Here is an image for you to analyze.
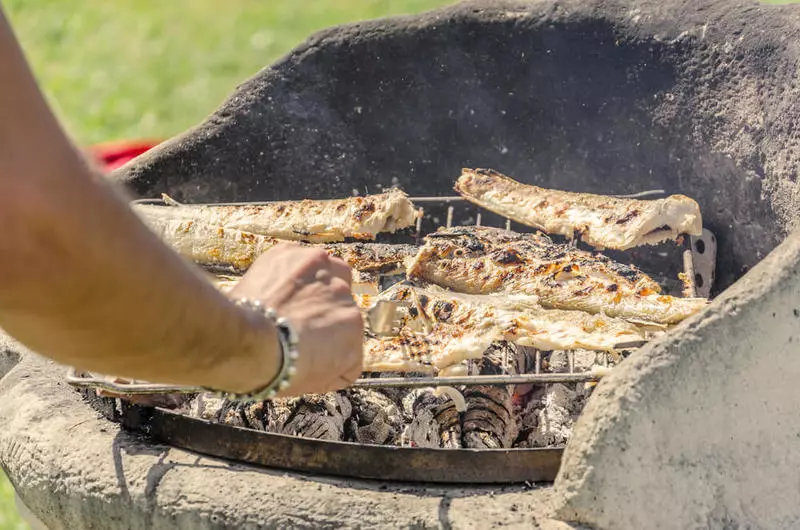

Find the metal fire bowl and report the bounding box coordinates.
[117,403,562,484]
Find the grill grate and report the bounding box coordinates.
[66,193,715,397]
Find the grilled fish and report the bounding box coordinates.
[134,188,418,243]
[363,324,496,373]
[455,168,702,250]
[141,210,418,274]
[381,283,646,352]
[407,226,708,325]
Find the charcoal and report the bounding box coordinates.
[216,399,248,428]
[462,342,521,449]
[346,389,404,445]
[400,388,462,448]
[278,393,352,441]
[516,383,585,448]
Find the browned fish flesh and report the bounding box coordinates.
[381,283,647,352]
[134,188,418,243]
[407,226,708,325]
[363,323,496,373]
[455,168,702,250]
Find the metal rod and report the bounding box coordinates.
[65,369,606,396]
[610,189,666,199]
[351,373,604,388]
[682,242,698,298]
[415,207,424,245]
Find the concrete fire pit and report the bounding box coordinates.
[3,0,800,528]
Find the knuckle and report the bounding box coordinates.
[329,278,352,296]
[305,248,330,263]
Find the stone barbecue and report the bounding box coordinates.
[3,0,800,528]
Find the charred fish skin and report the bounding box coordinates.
[408,226,708,325]
[324,243,418,274]
[418,226,659,291]
[134,188,419,243]
[455,168,703,250]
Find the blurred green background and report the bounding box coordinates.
[3,0,454,145]
[0,0,796,528]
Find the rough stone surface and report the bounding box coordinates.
[0,350,563,529]
[113,0,800,293]
[553,228,800,529]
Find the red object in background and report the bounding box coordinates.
[88,139,162,172]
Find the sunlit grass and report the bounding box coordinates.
[0,471,26,530]
[3,0,454,144]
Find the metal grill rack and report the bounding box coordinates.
[67,193,715,397]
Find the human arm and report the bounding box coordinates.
[0,7,362,395]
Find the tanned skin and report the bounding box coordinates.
[0,8,363,396]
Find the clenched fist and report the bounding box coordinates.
[231,244,364,397]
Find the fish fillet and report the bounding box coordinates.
[407,226,708,325]
[455,168,702,250]
[363,324,497,373]
[134,188,418,243]
[381,283,647,352]
[141,211,418,274]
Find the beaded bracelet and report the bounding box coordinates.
[207,298,299,402]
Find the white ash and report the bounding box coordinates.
[516,383,586,448]
[185,393,226,421]
[545,349,606,373]
[400,388,462,448]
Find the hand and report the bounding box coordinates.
[231,244,364,397]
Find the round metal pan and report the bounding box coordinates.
[119,404,562,484]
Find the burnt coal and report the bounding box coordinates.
[186,343,620,450]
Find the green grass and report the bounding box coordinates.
[0,472,26,530]
[4,0,454,145]
[0,1,453,525]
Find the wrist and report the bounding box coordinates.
[203,298,283,395]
